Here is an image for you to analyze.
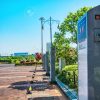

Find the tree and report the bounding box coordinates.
[53,32,61,61]
[53,32,77,64]
[59,7,91,43]
[53,7,91,65]
[53,32,69,61]
[35,53,42,61]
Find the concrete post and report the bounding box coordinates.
[50,46,55,83]
[43,54,46,70]
[45,51,50,76]
[59,58,66,70]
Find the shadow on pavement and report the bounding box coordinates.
[28,96,59,100]
[11,81,28,85]
[9,81,28,90]
[9,80,55,91]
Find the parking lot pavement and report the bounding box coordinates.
[0,65,68,100]
[0,65,35,100]
[27,66,68,100]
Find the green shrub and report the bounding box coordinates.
[57,64,78,90]
[15,60,20,65]
[55,66,59,75]
[63,64,78,71]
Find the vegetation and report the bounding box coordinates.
[0,53,42,65]
[56,65,78,90]
[54,7,91,91]
[53,7,91,65]
[59,6,91,43]
[35,53,42,61]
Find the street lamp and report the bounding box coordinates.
[39,16,60,82]
[43,16,60,46]
[39,17,59,66]
[39,17,45,68]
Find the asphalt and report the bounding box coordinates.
[27,65,68,100]
[0,64,68,100]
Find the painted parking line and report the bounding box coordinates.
[0,85,11,88]
[0,72,32,74]
[0,84,28,88]
[0,76,28,79]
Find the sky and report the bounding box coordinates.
[0,0,100,56]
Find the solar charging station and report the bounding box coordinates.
[78,5,100,100]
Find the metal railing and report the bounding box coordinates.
[56,77,78,100]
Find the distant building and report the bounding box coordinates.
[14,52,28,56]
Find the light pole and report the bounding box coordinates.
[39,17,45,68]
[44,16,60,46]
[50,17,52,45]
[44,17,59,83]
[40,16,60,82]
[46,17,59,82]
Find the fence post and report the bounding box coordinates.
[73,71,76,87]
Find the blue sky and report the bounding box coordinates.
[0,0,100,55]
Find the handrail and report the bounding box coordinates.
[55,77,78,100]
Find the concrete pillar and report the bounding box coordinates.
[45,51,50,76]
[59,58,66,70]
[43,54,46,70]
[50,46,55,83]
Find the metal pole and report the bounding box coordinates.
[39,17,59,82]
[50,17,52,45]
[39,17,45,68]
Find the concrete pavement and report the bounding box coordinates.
[0,65,68,100]
[27,66,68,100]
